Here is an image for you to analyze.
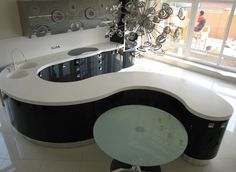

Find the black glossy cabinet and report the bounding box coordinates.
[123,51,134,69]
[4,88,228,160]
[38,50,126,82]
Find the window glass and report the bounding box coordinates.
[189,2,233,65]
[221,8,236,70]
[161,1,192,56]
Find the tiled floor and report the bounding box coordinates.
[0,58,236,172]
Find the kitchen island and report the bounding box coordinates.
[0,42,233,165]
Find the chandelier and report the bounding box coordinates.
[105,0,185,53]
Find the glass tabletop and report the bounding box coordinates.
[93,105,188,167]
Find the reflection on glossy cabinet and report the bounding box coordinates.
[38,50,133,82]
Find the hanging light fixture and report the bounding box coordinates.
[105,0,185,53]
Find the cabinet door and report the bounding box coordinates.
[185,116,228,159]
[74,58,91,80]
[103,50,122,72]
[49,65,60,81]
[123,51,134,68]
[60,61,72,82]
[114,52,123,72]
[111,50,122,72]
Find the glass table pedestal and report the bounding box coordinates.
[93,105,188,172]
[110,159,161,172]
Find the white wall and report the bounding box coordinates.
[0,0,109,69]
[0,0,22,39]
[0,28,108,69]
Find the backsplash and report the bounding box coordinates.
[18,0,119,38]
[0,27,108,69]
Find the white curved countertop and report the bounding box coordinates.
[0,42,233,121]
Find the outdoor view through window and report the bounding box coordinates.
[158,0,236,73]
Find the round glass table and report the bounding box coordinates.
[93,105,188,172]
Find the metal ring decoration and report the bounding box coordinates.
[163,26,171,34]
[126,40,137,48]
[162,32,168,38]
[162,3,170,10]
[147,7,156,16]
[116,29,124,37]
[136,28,145,36]
[136,1,146,8]
[156,34,166,44]
[51,10,65,22]
[127,32,138,42]
[158,9,170,19]
[70,22,82,31]
[125,2,135,12]
[152,42,162,51]
[34,25,49,37]
[104,0,185,53]
[144,19,154,30]
[153,16,161,23]
[143,41,152,47]
[126,22,137,31]
[173,27,182,39]
[137,46,147,52]
[177,8,186,20]
[167,7,173,15]
[85,7,96,19]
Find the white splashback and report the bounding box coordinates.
[0,27,108,69]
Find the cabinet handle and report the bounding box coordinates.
[76,74,80,78]
[98,60,102,64]
[76,68,80,72]
[221,122,227,128]
[98,54,102,59]
[99,67,102,71]
[208,123,215,128]
[63,65,67,68]
[75,60,80,64]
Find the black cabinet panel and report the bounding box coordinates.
[123,51,134,68]
[6,97,94,143]
[4,88,227,160]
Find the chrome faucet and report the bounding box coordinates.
[11,48,26,70]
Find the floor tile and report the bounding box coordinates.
[206,158,236,172]
[162,157,209,172]
[80,161,111,172]
[39,160,81,172]
[42,147,83,161]
[81,143,112,162]
[0,159,42,172]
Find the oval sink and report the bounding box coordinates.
[8,70,29,79]
[68,47,98,56]
[19,62,38,69]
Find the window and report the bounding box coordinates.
[222,7,236,70]
[190,2,233,65]
[161,0,192,57]
[158,0,236,73]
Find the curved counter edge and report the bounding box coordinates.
[1,72,233,121]
[3,88,231,162]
